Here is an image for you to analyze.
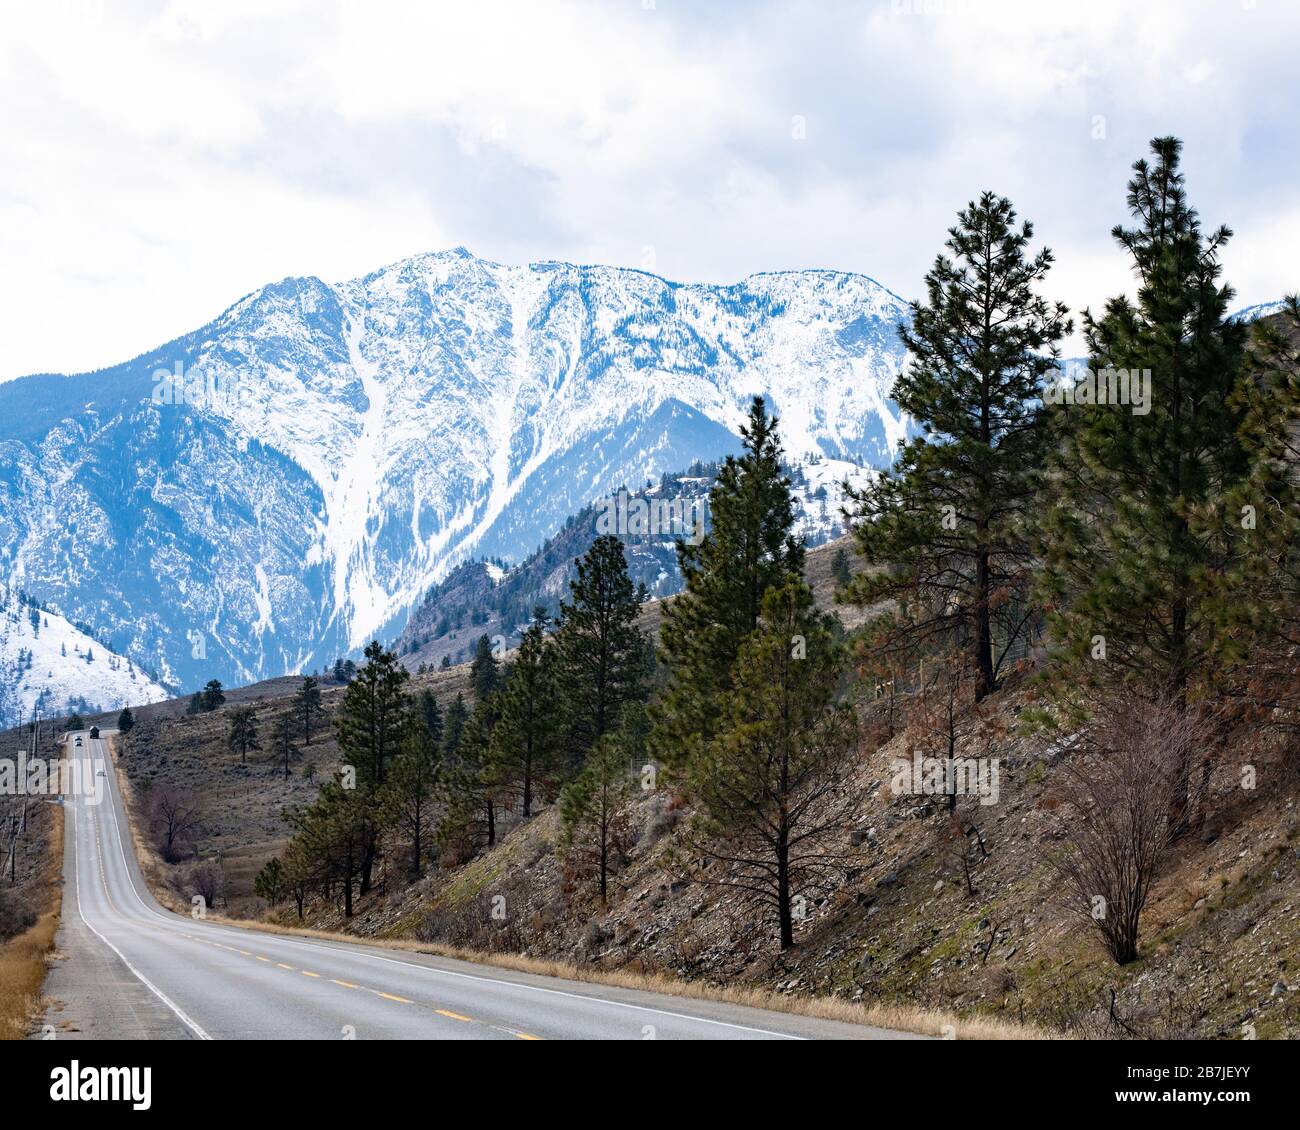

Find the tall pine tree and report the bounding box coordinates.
[657,396,803,766]
[842,191,1069,699]
[1213,297,1300,738]
[488,609,560,818]
[686,576,858,950]
[554,535,647,767]
[334,640,410,892]
[1038,137,1249,831]
[381,709,442,879]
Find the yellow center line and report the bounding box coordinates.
[301,970,321,978]
[331,979,360,989]
[435,1009,473,1022]
[276,963,294,970]
[239,950,251,956]
[514,1032,542,1041]
[378,992,413,1004]
[255,955,270,962]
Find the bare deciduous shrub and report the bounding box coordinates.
[1047,692,1210,965]
[182,859,224,913]
[146,784,200,863]
[0,886,36,942]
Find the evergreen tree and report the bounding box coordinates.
[295,675,322,744]
[469,634,500,700]
[253,857,285,906]
[336,641,410,789]
[117,707,134,733]
[287,776,368,918]
[226,705,260,765]
[272,710,299,781]
[441,693,468,758]
[415,688,443,747]
[1037,137,1249,830]
[554,535,647,766]
[687,576,859,949]
[843,191,1069,700]
[830,546,852,588]
[559,705,643,903]
[657,396,803,767]
[381,709,442,879]
[488,609,560,818]
[334,640,410,892]
[1214,297,1300,740]
[437,691,502,856]
[202,679,225,711]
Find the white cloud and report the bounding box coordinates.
[0,0,1296,378]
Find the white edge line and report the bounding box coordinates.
[69,804,212,1041]
[90,736,800,1041]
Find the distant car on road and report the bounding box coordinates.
[89,726,100,738]
[74,736,82,746]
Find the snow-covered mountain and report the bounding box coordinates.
[0,588,168,728]
[0,249,910,692]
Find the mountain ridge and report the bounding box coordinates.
[0,248,912,694]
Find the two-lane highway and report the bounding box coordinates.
[41,731,920,1040]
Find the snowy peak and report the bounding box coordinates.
[0,249,911,692]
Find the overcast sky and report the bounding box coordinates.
[2,0,1296,380]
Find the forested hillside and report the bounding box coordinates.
[112,137,1300,1040]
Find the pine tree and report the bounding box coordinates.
[227,705,260,765]
[559,705,642,904]
[437,691,502,857]
[686,576,859,950]
[488,609,560,818]
[843,191,1069,700]
[287,776,368,918]
[336,641,410,790]
[415,688,443,747]
[295,675,322,744]
[202,679,225,711]
[1037,137,1249,830]
[657,396,804,767]
[117,707,134,733]
[552,535,646,767]
[1214,297,1300,741]
[441,693,468,758]
[253,857,285,906]
[830,546,852,588]
[469,634,500,700]
[381,709,442,878]
[272,711,299,781]
[334,640,410,892]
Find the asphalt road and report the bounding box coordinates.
[40,731,921,1041]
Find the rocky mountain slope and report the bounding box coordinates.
[0,249,910,694]
[396,455,865,667]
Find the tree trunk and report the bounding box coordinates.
[974,548,995,701]
[359,834,375,895]
[777,829,793,950]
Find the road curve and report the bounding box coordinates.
[40,731,922,1041]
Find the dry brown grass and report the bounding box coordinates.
[107,735,187,914]
[196,911,1052,1039]
[0,803,63,1040]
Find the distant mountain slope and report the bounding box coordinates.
[395,455,866,669]
[0,588,168,727]
[0,249,911,692]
